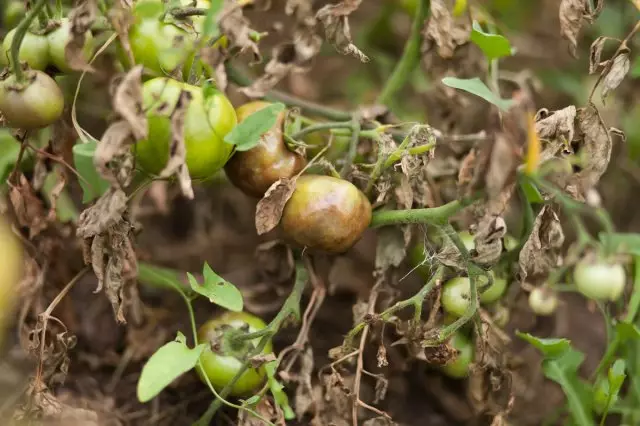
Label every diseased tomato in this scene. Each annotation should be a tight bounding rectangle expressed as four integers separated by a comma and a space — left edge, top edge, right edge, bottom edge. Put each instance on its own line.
440, 332, 474, 379
47, 18, 94, 73
0, 216, 23, 346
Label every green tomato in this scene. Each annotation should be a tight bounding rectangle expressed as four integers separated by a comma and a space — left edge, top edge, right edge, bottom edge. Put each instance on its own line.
440, 332, 474, 379
0, 70, 65, 129
408, 241, 432, 279
479, 274, 507, 304
135, 77, 237, 180
3, 1, 26, 31
458, 231, 475, 252
574, 259, 626, 302
442, 273, 504, 317
528, 287, 558, 316
0, 216, 23, 346
2, 29, 49, 70
196, 311, 273, 396
47, 19, 95, 73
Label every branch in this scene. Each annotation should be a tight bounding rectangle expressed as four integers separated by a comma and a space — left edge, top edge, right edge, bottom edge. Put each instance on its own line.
369, 196, 480, 228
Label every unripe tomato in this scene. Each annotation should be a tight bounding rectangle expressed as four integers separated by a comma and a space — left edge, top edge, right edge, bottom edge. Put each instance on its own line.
479, 274, 507, 304
0, 216, 23, 346
574, 259, 626, 302
1, 29, 49, 70
442, 273, 504, 317
304, 132, 365, 164
224, 101, 306, 198
135, 77, 237, 179
47, 19, 94, 73
196, 311, 273, 396
280, 175, 372, 254
440, 332, 474, 379
3, 2, 26, 31
528, 287, 558, 316
0, 70, 65, 129
458, 230, 475, 252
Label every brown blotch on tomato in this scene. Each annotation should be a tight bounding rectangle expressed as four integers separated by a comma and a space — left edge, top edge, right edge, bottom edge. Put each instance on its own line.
280, 175, 372, 254
224, 101, 306, 198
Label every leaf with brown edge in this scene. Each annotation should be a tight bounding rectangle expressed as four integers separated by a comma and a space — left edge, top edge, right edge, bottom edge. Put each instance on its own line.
65, 0, 98, 73
589, 36, 609, 74
112, 65, 147, 141
107, 1, 135, 67
76, 188, 127, 238
601, 51, 630, 103
471, 215, 506, 267
316, 0, 369, 62
9, 174, 48, 238
423, 0, 470, 59
95, 120, 136, 187
518, 205, 565, 283
218, 0, 261, 63
559, 0, 587, 57
574, 104, 612, 196
535, 106, 577, 145
255, 178, 297, 235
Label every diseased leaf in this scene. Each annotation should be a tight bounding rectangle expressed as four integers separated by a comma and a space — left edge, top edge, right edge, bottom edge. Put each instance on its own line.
589, 36, 608, 74
559, 0, 586, 57
64, 0, 98, 72
470, 21, 513, 60
601, 52, 630, 102
574, 104, 612, 196
516, 332, 571, 359
423, 0, 470, 58
218, 0, 261, 62
224, 103, 285, 151
137, 333, 207, 403
441, 77, 514, 111
316, 0, 368, 62
187, 263, 243, 312
112, 65, 147, 141
73, 140, 111, 203
535, 106, 577, 144
255, 178, 297, 235
518, 205, 565, 282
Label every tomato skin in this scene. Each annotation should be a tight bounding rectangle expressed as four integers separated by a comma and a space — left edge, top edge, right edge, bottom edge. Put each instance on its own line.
574, 260, 626, 302
479, 274, 507, 304
280, 175, 372, 254
47, 19, 94, 73
0, 71, 65, 129
2, 29, 49, 70
196, 311, 273, 396
225, 101, 306, 198
3, 2, 26, 31
440, 332, 474, 379
441, 273, 504, 317
528, 287, 558, 316
0, 216, 23, 346
135, 77, 237, 180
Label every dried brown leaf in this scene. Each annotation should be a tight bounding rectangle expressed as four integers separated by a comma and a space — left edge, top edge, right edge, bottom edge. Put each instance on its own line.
375, 226, 407, 273
238, 397, 282, 426
219, 0, 261, 62
112, 65, 147, 141
518, 205, 565, 282
95, 120, 136, 187
65, 0, 98, 72
559, 0, 587, 57
574, 104, 612, 195
255, 178, 297, 235
471, 216, 506, 267
316, 0, 368, 62
294, 346, 316, 418
76, 188, 127, 238
601, 51, 630, 102
535, 106, 577, 144
9, 175, 48, 238
589, 36, 608, 74
107, 3, 134, 67
424, 0, 470, 59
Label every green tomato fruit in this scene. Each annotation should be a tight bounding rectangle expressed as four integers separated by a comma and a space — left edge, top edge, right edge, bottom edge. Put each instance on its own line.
479, 274, 507, 304
196, 311, 273, 396
3, 2, 26, 31
528, 287, 558, 316
442, 273, 504, 317
2, 29, 49, 70
135, 77, 237, 180
458, 230, 475, 251
0, 216, 23, 346
0, 70, 65, 129
574, 259, 626, 302
224, 101, 306, 198
281, 175, 372, 254
47, 19, 95, 73
440, 332, 474, 379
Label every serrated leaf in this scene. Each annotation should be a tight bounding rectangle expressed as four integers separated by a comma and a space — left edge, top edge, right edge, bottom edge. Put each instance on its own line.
137, 334, 206, 403
441, 77, 514, 111
223, 103, 285, 151
202, 0, 223, 39
516, 332, 571, 359
265, 360, 295, 420
599, 232, 640, 256
72, 140, 110, 203
470, 21, 513, 60
187, 263, 243, 312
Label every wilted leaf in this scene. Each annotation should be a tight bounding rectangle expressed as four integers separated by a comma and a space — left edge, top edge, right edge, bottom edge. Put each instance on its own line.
218, 0, 261, 61
95, 120, 135, 187
574, 104, 611, 196
137, 333, 206, 402
375, 226, 407, 273
316, 0, 368, 62
441, 77, 514, 111
186, 263, 243, 312
224, 103, 285, 151
559, 0, 587, 57
424, 0, 470, 58
107, 3, 135, 67
470, 21, 513, 60
535, 106, 577, 144
112, 65, 147, 141
255, 178, 297, 235
65, 0, 98, 72
73, 140, 111, 203
589, 36, 608, 74
472, 215, 506, 267
9, 174, 49, 238
518, 205, 565, 282
76, 188, 127, 238
601, 52, 630, 102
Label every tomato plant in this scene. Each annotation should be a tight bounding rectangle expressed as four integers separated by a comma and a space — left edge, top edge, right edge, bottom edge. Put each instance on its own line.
574, 258, 626, 302
0, 70, 65, 129
47, 19, 94, 73
135, 77, 237, 179
1, 29, 49, 70
439, 332, 474, 379
224, 101, 306, 197
280, 175, 372, 253
196, 311, 273, 396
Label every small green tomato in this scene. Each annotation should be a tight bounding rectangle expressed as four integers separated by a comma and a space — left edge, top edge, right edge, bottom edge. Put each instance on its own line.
442, 273, 505, 317
2, 29, 49, 70
440, 332, 474, 379
574, 259, 626, 302
528, 287, 558, 316
47, 18, 95, 73
196, 311, 273, 396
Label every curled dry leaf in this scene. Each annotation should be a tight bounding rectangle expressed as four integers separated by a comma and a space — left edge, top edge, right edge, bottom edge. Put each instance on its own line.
9, 174, 49, 238
589, 36, 609, 74
238, 397, 283, 426
601, 51, 630, 102
316, 0, 369, 62
158, 90, 194, 200
471, 215, 507, 267
423, 0, 471, 59
111, 65, 147, 141
535, 106, 576, 146
375, 226, 408, 273
559, 0, 604, 57
293, 346, 316, 419
200, 47, 228, 92
95, 120, 136, 187
219, 0, 261, 62
65, 0, 98, 72
574, 104, 612, 197
107, 1, 135, 66
518, 205, 565, 283
286, 0, 315, 23
77, 188, 127, 239
255, 178, 297, 235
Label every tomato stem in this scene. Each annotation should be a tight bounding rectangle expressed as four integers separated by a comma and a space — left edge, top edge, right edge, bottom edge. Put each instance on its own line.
369, 195, 480, 228
10, 0, 48, 82
290, 121, 353, 140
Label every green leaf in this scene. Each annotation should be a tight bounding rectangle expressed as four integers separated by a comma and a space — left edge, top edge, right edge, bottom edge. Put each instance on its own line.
137, 332, 207, 403
0, 130, 22, 183
607, 359, 626, 404
598, 232, 640, 256
223, 103, 286, 151
516, 332, 572, 359
543, 349, 594, 426
265, 360, 295, 420
72, 140, 110, 203
470, 21, 514, 60
202, 0, 223, 39
615, 322, 640, 342
631, 55, 640, 78
441, 77, 514, 111
187, 263, 243, 312
520, 179, 544, 204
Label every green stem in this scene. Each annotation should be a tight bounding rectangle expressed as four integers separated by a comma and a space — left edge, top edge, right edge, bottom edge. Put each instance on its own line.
364, 132, 389, 196
11, 0, 48, 82
290, 121, 353, 140
369, 196, 479, 228
341, 119, 361, 178
376, 0, 429, 105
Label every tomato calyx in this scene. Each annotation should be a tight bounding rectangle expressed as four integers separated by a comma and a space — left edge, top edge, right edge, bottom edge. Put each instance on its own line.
201, 322, 257, 361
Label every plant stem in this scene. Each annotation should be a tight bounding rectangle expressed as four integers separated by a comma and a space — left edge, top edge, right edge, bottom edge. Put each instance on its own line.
10, 0, 48, 82
376, 0, 429, 105
290, 121, 353, 140
369, 196, 479, 228
341, 119, 361, 178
